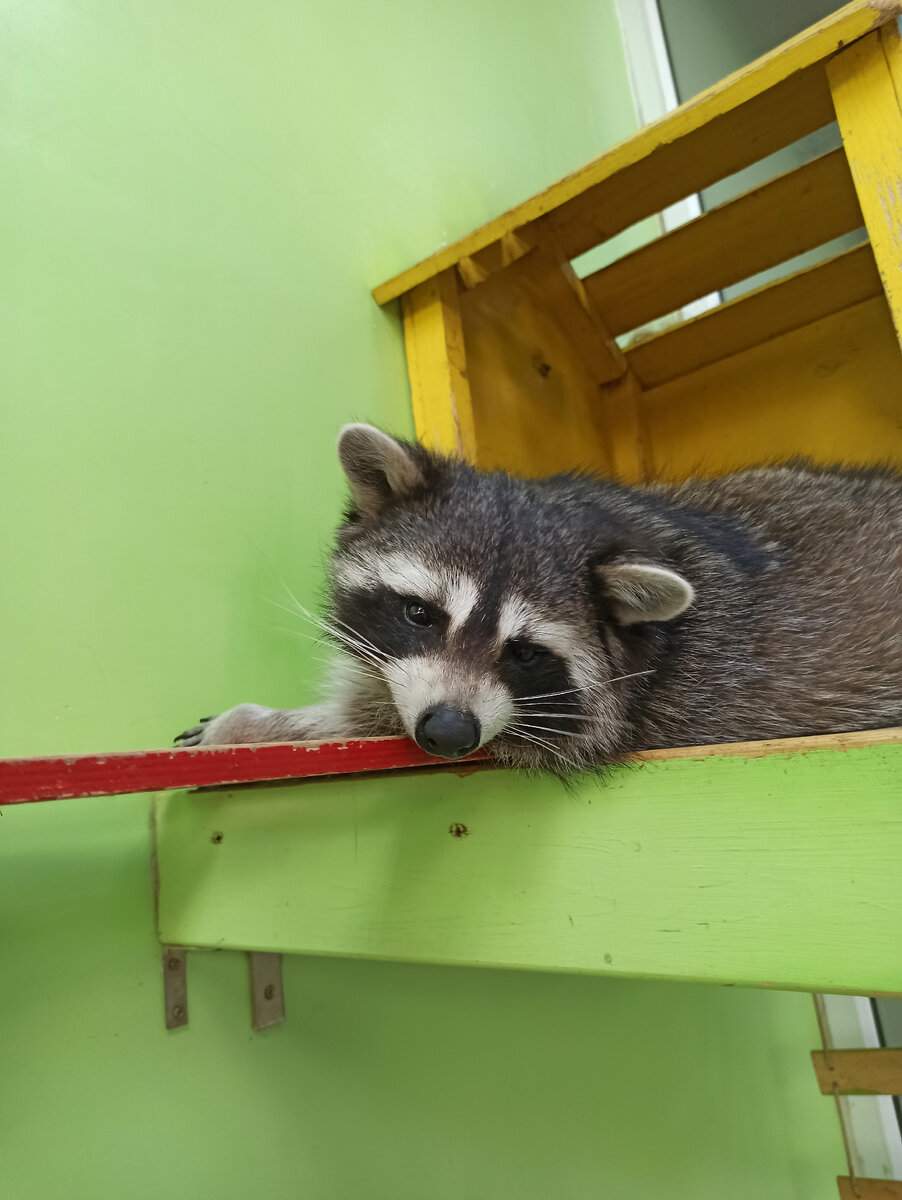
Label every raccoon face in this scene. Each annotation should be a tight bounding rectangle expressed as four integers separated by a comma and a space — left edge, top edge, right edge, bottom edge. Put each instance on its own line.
329, 425, 693, 771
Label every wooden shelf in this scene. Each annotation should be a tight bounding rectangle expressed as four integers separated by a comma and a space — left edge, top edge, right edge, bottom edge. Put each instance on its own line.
154, 729, 902, 996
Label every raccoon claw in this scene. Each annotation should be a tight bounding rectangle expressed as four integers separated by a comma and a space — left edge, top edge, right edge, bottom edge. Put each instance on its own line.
174, 717, 213, 747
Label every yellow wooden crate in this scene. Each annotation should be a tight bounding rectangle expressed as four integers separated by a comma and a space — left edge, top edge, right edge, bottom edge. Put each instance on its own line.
373, 1, 902, 487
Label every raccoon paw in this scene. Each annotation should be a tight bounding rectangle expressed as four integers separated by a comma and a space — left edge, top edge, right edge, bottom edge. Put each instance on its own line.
174, 703, 284, 746
174, 716, 215, 747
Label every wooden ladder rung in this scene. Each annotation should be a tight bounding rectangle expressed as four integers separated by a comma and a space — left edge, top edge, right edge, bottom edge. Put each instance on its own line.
812, 1048, 902, 1094
837, 1178, 902, 1198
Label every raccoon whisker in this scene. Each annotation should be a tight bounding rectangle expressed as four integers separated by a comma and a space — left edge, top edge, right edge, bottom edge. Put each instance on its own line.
512, 684, 597, 702
517, 721, 586, 738
324, 613, 389, 661
308, 621, 389, 669
601, 669, 656, 686
314, 657, 385, 684
513, 670, 655, 705
503, 727, 559, 753
504, 727, 582, 771
503, 720, 554, 748
298, 610, 390, 664
269, 597, 391, 666
510, 710, 586, 720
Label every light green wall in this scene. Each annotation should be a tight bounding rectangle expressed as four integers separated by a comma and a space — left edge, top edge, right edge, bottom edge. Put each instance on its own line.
1, 2, 843, 1196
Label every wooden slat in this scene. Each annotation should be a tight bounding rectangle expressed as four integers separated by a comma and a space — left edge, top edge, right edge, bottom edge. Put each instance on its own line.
812, 1049, 902, 1094
0, 739, 491, 804
373, 2, 899, 305
639, 295, 902, 479
501, 229, 627, 385
626, 240, 882, 386
828, 27, 902, 348
582, 148, 863, 335
596, 372, 649, 484
402, 268, 477, 459
838, 1180, 902, 1199
4, 727, 899, 804
637, 727, 902, 761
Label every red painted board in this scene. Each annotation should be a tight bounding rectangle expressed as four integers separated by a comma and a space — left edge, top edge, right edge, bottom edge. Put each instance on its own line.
0, 739, 491, 805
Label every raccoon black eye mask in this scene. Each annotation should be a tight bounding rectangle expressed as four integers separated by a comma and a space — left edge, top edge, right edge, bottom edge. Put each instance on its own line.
176, 424, 902, 774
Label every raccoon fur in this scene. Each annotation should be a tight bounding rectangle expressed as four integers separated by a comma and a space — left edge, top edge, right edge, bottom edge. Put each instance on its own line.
176, 423, 902, 772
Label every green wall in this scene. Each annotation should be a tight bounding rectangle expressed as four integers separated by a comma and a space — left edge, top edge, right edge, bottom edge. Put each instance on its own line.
1, 2, 843, 1196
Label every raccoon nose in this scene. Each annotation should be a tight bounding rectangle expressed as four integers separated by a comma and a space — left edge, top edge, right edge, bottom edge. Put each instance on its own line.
414, 706, 481, 759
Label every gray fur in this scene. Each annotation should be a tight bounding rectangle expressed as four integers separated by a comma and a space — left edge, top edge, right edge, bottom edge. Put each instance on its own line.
178, 425, 902, 773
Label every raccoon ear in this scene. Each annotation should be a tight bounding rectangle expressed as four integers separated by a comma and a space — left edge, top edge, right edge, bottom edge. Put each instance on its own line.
337, 424, 426, 517
596, 562, 694, 625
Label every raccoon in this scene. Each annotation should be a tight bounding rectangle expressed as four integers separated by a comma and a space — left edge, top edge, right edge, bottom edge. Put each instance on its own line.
176, 423, 902, 772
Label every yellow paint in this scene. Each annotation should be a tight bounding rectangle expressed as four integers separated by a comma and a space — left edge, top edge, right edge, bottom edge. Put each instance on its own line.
583, 148, 863, 336
507, 228, 627, 384
641, 294, 902, 480
457, 264, 615, 479
882, 17, 902, 102
374, 1, 899, 304
627, 241, 883, 387
401, 269, 477, 460
596, 372, 649, 484
828, 29, 902, 348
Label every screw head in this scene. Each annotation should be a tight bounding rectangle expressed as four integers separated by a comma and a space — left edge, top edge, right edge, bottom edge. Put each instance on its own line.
263, 984, 275, 1001
172, 1006, 185, 1021
168, 957, 181, 971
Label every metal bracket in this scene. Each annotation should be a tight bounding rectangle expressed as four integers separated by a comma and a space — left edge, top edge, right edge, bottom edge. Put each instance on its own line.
248, 952, 285, 1031
162, 946, 188, 1029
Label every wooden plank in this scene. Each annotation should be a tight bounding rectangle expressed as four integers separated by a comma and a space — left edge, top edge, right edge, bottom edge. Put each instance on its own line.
626, 241, 882, 387
828, 29, 902, 348
155, 739, 902, 994
503, 229, 627, 384
456, 252, 618, 479
640, 294, 902, 479
813, 1049, 902, 1095
582, 149, 863, 336
401, 269, 477, 459
373, 2, 900, 305
838, 1180, 902, 1199
4, 727, 900, 804
0, 738, 491, 804
638, 727, 902, 761
596, 371, 649, 484
883, 16, 902, 100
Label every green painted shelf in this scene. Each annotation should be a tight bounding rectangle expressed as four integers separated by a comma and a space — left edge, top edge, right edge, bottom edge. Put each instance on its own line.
155, 730, 902, 995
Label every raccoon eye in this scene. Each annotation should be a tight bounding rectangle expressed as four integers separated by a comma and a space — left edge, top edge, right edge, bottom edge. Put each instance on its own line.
508, 640, 546, 664
404, 600, 435, 628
